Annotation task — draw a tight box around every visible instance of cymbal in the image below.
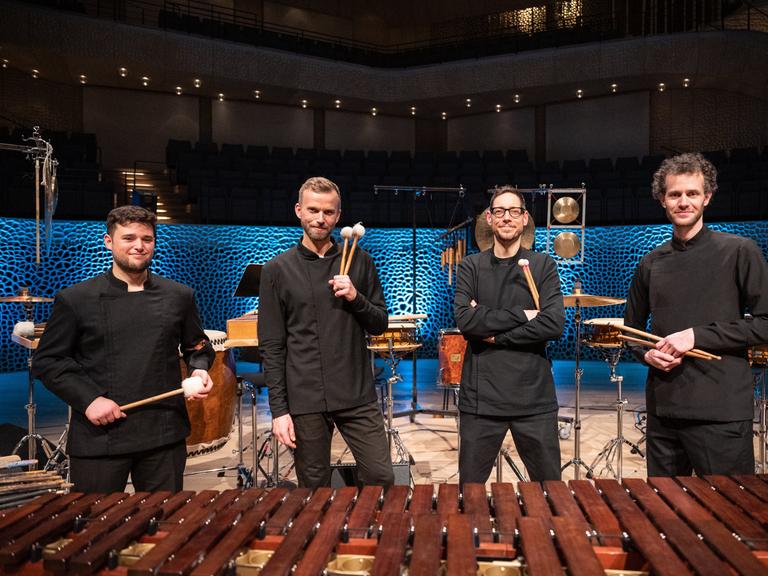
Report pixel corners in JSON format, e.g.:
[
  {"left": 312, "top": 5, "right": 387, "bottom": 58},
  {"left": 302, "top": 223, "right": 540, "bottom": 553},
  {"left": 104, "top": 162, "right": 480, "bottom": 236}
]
[
  {"left": 563, "top": 294, "right": 626, "bottom": 308},
  {"left": 552, "top": 196, "right": 580, "bottom": 224},
  {"left": 0, "top": 294, "right": 53, "bottom": 303},
  {"left": 474, "top": 213, "right": 535, "bottom": 251}
]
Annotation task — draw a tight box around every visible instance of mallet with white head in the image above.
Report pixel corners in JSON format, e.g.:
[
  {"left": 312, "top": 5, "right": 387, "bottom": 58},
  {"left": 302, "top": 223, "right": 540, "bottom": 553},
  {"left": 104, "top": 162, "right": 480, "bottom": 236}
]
[
  {"left": 119, "top": 376, "right": 206, "bottom": 411},
  {"left": 517, "top": 258, "right": 540, "bottom": 310}
]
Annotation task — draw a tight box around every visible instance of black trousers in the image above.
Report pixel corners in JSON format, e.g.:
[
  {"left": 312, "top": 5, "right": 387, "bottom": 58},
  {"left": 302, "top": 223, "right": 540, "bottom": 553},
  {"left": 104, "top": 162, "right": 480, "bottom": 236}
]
[
  {"left": 292, "top": 401, "right": 394, "bottom": 489},
  {"left": 459, "top": 409, "right": 561, "bottom": 484},
  {"left": 646, "top": 413, "right": 754, "bottom": 477},
  {"left": 69, "top": 440, "right": 187, "bottom": 493}
]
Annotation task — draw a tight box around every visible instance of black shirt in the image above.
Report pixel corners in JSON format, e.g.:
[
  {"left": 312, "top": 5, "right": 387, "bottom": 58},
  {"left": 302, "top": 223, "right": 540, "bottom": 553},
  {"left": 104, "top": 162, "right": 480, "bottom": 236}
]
[
  {"left": 454, "top": 248, "right": 565, "bottom": 416},
  {"left": 258, "top": 239, "right": 388, "bottom": 417},
  {"left": 625, "top": 226, "right": 768, "bottom": 421},
  {"left": 32, "top": 270, "right": 214, "bottom": 456}
]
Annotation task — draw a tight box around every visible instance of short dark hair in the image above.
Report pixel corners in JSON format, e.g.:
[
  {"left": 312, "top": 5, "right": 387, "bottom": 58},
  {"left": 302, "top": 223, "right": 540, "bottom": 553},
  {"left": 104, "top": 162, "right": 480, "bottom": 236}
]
[
  {"left": 298, "top": 176, "right": 341, "bottom": 203},
  {"left": 651, "top": 152, "right": 718, "bottom": 200},
  {"left": 489, "top": 185, "right": 526, "bottom": 211},
  {"left": 106, "top": 205, "right": 157, "bottom": 236}
]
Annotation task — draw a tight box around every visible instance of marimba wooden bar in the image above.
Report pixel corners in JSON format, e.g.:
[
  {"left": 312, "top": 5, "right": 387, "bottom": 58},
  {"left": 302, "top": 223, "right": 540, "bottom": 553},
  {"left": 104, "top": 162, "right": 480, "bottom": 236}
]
[{"left": 1, "top": 477, "right": 767, "bottom": 575}]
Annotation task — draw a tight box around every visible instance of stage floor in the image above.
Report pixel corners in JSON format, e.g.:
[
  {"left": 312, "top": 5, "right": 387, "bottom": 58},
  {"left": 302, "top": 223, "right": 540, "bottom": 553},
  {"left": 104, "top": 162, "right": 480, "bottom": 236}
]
[{"left": 1, "top": 359, "right": 764, "bottom": 489}]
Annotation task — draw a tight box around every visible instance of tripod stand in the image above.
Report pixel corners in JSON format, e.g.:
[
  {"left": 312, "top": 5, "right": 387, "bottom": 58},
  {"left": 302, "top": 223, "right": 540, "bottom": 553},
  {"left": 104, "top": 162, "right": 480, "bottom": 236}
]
[
  {"left": 589, "top": 347, "right": 643, "bottom": 480},
  {"left": 380, "top": 338, "right": 417, "bottom": 484},
  {"left": 560, "top": 299, "right": 594, "bottom": 480}
]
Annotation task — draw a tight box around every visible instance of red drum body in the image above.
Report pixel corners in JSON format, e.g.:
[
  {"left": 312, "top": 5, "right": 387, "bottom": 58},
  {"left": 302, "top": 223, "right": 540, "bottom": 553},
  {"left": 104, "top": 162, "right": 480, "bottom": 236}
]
[
  {"left": 183, "top": 330, "right": 237, "bottom": 456},
  {"left": 438, "top": 329, "right": 467, "bottom": 387}
]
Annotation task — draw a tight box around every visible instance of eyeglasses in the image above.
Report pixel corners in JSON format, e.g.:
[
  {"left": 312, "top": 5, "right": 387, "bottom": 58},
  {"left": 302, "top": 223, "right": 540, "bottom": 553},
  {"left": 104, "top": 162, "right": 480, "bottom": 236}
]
[{"left": 489, "top": 206, "right": 525, "bottom": 219}]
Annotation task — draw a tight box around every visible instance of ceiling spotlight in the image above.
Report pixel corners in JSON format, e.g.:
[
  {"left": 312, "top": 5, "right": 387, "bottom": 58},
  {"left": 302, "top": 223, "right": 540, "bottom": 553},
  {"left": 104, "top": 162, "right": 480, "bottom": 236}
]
[
  {"left": 410, "top": 106, "right": 416, "bottom": 116},
  {"left": 658, "top": 82, "right": 666, "bottom": 92},
  {"left": 118, "top": 67, "right": 127, "bottom": 77},
  {"left": 371, "top": 107, "right": 377, "bottom": 116},
  {"left": 31, "top": 69, "right": 39, "bottom": 79},
  {"left": 175, "top": 86, "right": 183, "bottom": 95},
  {"left": 576, "top": 89, "right": 583, "bottom": 99},
  {"left": 334, "top": 99, "right": 341, "bottom": 108},
  {"left": 441, "top": 112, "right": 447, "bottom": 120},
  {"left": 2, "top": 59, "right": 9, "bottom": 69},
  {"left": 301, "top": 99, "right": 308, "bottom": 109},
  {"left": 217, "top": 93, "right": 224, "bottom": 102},
  {"left": 253, "top": 89, "right": 261, "bottom": 99},
  {"left": 683, "top": 78, "right": 691, "bottom": 88},
  {"left": 193, "top": 78, "right": 201, "bottom": 88},
  {"left": 141, "top": 76, "right": 150, "bottom": 86},
  {"left": 513, "top": 94, "right": 520, "bottom": 103},
  {"left": 79, "top": 74, "right": 87, "bottom": 84},
  {"left": 495, "top": 104, "right": 502, "bottom": 112},
  {"left": 465, "top": 98, "right": 472, "bottom": 108},
  {"left": 610, "top": 83, "right": 618, "bottom": 93}
]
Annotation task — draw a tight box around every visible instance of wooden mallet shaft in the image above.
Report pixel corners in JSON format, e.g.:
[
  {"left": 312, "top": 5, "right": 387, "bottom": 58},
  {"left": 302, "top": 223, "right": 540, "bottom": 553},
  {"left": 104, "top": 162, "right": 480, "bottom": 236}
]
[
  {"left": 120, "top": 388, "right": 184, "bottom": 411},
  {"left": 340, "top": 237, "right": 350, "bottom": 275},
  {"left": 343, "top": 235, "right": 359, "bottom": 276},
  {"left": 614, "top": 324, "right": 720, "bottom": 360},
  {"left": 618, "top": 335, "right": 717, "bottom": 361},
  {"left": 518, "top": 261, "right": 540, "bottom": 310}
]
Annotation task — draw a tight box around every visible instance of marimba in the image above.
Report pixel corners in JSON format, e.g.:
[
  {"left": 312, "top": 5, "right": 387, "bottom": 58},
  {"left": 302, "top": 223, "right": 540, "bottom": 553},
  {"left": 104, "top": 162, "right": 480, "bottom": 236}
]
[{"left": 1, "top": 478, "right": 768, "bottom": 575}]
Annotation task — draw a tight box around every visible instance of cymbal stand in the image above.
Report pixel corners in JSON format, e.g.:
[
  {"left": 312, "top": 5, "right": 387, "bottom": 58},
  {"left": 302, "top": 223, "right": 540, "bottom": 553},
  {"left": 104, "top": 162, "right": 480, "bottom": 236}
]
[
  {"left": 12, "top": 301, "right": 54, "bottom": 470},
  {"left": 383, "top": 339, "right": 415, "bottom": 483},
  {"left": 588, "top": 347, "right": 643, "bottom": 480},
  {"left": 560, "top": 300, "right": 593, "bottom": 480}
]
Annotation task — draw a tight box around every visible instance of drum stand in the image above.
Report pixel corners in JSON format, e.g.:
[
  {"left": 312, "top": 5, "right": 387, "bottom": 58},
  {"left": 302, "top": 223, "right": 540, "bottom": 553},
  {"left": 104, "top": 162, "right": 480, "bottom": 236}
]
[
  {"left": 185, "top": 379, "right": 257, "bottom": 487},
  {"left": 588, "top": 348, "right": 643, "bottom": 480},
  {"left": 495, "top": 448, "right": 528, "bottom": 482},
  {"left": 560, "top": 302, "right": 594, "bottom": 480},
  {"left": 383, "top": 340, "right": 415, "bottom": 484}
]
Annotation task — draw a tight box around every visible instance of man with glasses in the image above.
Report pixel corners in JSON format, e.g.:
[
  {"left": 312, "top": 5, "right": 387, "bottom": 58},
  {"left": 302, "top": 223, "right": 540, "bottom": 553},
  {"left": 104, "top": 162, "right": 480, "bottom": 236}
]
[{"left": 454, "top": 186, "right": 565, "bottom": 483}]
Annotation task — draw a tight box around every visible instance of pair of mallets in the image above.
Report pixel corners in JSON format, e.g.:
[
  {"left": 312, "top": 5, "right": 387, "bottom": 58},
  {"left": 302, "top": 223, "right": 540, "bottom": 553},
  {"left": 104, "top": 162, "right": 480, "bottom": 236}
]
[{"left": 339, "top": 222, "right": 365, "bottom": 275}]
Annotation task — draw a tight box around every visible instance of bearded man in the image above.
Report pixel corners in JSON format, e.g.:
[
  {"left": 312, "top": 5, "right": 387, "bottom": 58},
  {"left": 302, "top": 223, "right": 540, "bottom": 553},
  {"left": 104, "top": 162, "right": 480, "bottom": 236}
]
[
  {"left": 258, "top": 177, "right": 394, "bottom": 488},
  {"left": 33, "top": 205, "right": 214, "bottom": 492},
  {"left": 454, "top": 186, "right": 565, "bottom": 484}
]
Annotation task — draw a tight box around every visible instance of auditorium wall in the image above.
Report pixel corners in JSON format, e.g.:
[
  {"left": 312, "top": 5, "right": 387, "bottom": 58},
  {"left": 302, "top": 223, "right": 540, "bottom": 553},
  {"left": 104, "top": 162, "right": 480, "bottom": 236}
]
[
  {"left": 325, "top": 111, "right": 415, "bottom": 151},
  {"left": 546, "top": 92, "right": 650, "bottom": 161},
  {"left": 212, "top": 101, "right": 314, "bottom": 150},
  {"left": 83, "top": 87, "right": 199, "bottom": 168},
  {"left": 446, "top": 108, "right": 536, "bottom": 156}
]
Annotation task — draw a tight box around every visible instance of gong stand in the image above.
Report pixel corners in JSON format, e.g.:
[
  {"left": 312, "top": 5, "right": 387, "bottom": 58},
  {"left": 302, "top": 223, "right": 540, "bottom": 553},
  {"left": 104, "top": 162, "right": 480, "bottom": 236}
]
[{"left": 373, "top": 185, "right": 466, "bottom": 422}]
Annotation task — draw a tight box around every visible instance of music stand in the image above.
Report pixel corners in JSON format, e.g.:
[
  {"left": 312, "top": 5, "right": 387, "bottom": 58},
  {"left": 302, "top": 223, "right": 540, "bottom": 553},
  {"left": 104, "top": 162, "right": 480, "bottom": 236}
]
[{"left": 234, "top": 264, "right": 263, "bottom": 297}]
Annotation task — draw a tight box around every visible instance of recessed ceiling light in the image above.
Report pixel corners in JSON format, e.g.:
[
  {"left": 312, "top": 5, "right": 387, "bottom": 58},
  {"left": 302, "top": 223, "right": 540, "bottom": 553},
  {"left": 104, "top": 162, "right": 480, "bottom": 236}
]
[
  {"left": 218, "top": 93, "right": 224, "bottom": 101},
  {"left": 175, "top": 86, "right": 183, "bottom": 95},
  {"left": 441, "top": 112, "right": 447, "bottom": 120},
  {"left": 513, "top": 94, "right": 520, "bottom": 103},
  {"left": 658, "top": 82, "right": 666, "bottom": 92},
  {"left": 79, "top": 74, "right": 87, "bottom": 84},
  {"left": 410, "top": 106, "right": 416, "bottom": 115},
  {"left": 31, "top": 69, "right": 39, "bottom": 79},
  {"left": 253, "top": 90, "right": 261, "bottom": 99},
  {"left": 2, "top": 59, "right": 9, "bottom": 69},
  {"left": 610, "top": 83, "right": 618, "bottom": 93},
  {"left": 371, "top": 107, "right": 377, "bottom": 116},
  {"left": 334, "top": 99, "right": 341, "bottom": 108},
  {"left": 141, "top": 76, "right": 150, "bottom": 86},
  {"left": 193, "top": 78, "right": 202, "bottom": 88},
  {"left": 495, "top": 104, "right": 502, "bottom": 112},
  {"left": 683, "top": 78, "right": 691, "bottom": 88},
  {"left": 576, "top": 89, "right": 584, "bottom": 99},
  {"left": 118, "top": 67, "right": 127, "bottom": 77},
  {"left": 465, "top": 98, "right": 472, "bottom": 108},
  {"left": 301, "top": 99, "right": 308, "bottom": 109}
]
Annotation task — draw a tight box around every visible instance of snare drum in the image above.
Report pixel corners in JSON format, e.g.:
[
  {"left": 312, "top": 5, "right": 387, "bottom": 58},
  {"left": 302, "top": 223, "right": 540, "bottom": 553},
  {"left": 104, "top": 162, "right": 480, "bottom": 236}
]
[
  {"left": 184, "top": 330, "right": 237, "bottom": 456},
  {"left": 438, "top": 328, "right": 467, "bottom": 387},
  {"left": 582, "top": 318, "right": 624, "bottom": 348},
  {"left": 367, "top": 321, "right": 420, "bottom": 355},
  {"left": 749, "top": 344, "right": 768, "bottom": 366}
]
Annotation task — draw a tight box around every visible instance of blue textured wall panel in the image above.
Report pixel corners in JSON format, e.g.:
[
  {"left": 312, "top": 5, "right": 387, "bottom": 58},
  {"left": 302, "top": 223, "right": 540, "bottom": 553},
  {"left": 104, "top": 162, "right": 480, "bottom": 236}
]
[{"left": 1, "top": 217, "right": 766, "bottom": 372}]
